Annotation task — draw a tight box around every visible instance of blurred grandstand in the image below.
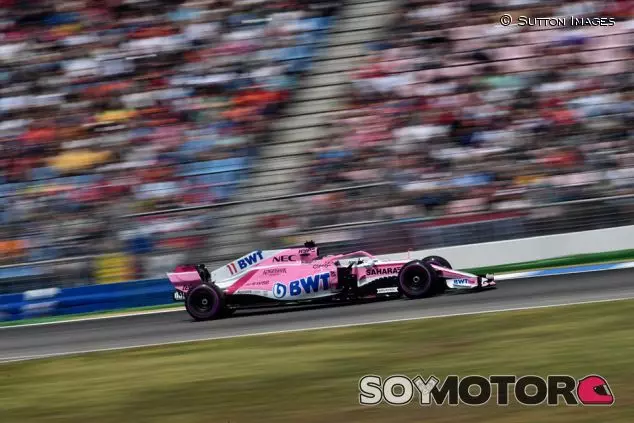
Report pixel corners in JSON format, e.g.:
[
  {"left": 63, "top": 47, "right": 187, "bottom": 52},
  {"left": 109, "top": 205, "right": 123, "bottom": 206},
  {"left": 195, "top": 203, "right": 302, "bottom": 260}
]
[{"left": 0, "top": 0, "right": 632, "bottom": 293}]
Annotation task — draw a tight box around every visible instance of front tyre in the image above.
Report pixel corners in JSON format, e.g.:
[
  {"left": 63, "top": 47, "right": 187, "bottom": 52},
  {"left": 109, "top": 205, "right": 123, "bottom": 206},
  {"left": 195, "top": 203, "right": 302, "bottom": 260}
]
[
  {"left": 421, "top": 255, "right": 451, "bottom": 294},
  {"left": 185, "top": 284, "right": 225, "bottom": 321},
  {"left": 398, "top": 260, "right": 437, "bottom": 299},
  {"left": 422, "top": 255, "right": 452, "bottom": 269}
]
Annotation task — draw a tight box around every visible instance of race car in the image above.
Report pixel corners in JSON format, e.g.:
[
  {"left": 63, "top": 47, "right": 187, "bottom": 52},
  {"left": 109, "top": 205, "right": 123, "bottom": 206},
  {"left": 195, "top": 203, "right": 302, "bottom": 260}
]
[{"left": 167, "top": 241, "right": 496, "bottom": 321}]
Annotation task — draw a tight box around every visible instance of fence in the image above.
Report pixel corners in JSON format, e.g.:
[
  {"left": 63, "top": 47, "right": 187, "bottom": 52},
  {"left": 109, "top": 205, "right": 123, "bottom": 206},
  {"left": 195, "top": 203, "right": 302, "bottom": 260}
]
[
  {"left": 0, "top": 183, "right": 389, "bottom": 293},
  {"left": 1, "top": 184, "right": 634, "bottom": 294},
  {"left": 286, "top": 194, "right": 634, "bottom": 256}
]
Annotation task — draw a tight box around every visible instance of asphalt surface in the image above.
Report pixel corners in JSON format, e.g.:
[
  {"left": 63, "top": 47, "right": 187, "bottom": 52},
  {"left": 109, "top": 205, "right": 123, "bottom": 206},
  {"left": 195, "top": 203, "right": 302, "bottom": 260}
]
[{"left": 1, "top": 269, "right": 634, "bottom": 363}]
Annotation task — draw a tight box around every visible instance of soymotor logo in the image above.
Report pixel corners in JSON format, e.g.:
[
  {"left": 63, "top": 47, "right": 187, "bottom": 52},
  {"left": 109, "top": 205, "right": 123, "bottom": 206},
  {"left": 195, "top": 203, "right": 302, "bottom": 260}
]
[{"left": 359, "top": 374, "right": 614, "bottom": 406}]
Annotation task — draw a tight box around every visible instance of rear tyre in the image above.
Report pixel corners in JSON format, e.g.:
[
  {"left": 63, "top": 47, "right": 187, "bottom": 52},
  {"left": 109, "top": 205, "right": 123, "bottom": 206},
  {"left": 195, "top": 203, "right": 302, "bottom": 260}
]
[
  {"left": 398, "top": 260, "right": 437, "bottom": 299},
  {"left": 185, "top": 284, "right": 225, "bottom": 321}
]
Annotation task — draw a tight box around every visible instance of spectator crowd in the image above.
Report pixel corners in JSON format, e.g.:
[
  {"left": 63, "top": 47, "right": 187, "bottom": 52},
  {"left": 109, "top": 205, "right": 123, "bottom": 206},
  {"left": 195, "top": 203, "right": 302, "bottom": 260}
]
[
  {"left": 302, "top": 0, "right": 633, "bottom": 228},
  {"left": 0, "top": 0, "right": 336, "bottom": 265},
  {"left": 0, "top": 0, "right": 633, "bottom": 280}
]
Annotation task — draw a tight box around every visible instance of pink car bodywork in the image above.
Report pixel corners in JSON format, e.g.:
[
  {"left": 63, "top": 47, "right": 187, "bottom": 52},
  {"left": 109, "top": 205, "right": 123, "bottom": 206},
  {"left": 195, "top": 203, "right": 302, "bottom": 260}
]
[{"left": 166, "top": 245, "right": 494, "bottom": 302}]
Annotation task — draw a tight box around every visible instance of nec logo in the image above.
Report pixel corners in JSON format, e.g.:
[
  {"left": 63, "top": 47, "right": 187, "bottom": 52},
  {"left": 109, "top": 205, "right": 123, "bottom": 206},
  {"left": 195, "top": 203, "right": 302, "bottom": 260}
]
[{"left": 273, "top": 255, "right": 297, "bottom": 262}]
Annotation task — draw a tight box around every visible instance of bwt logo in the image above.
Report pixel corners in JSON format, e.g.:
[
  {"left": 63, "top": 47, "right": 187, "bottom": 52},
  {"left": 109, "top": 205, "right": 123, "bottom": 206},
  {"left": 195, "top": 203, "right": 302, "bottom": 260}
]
[
  {"left": 228, "top": 251, "right": 263, "bottom": 275},
  {"left": 359, "top": 374, "right": 614, "bottom": 406},
  {"left": 273, "top": 273, "right": 331, "bottom": 298}
]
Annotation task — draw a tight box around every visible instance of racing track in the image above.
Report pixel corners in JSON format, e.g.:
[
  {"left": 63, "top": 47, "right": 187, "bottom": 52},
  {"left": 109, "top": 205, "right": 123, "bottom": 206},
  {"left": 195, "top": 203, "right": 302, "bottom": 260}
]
[{"left": 1, "top": 269, "right": 634, "bottom": 363}]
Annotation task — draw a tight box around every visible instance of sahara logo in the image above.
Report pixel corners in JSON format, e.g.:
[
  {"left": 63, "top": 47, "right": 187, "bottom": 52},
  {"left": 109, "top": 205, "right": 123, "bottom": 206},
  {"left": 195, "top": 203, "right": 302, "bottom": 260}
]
[
  {"left": 359, "top": 373, "right": 614, "bottom": 406},
  {"left": 227, "top": 250, "right": 264, "bottom": 275},
  {"left": 367, "top": 267, "right": 399, "bottom": 276},
  {"left": 272, "top": 273, "right": 331, "bottom": 298}
]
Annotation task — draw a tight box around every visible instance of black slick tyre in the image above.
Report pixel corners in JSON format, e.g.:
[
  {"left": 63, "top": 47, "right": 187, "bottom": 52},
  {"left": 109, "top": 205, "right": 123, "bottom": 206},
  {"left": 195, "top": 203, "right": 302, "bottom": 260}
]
[
  {"left": 398, "top": 260, "right": 437, "bottom": 299},
  {"left": 185, "top": 284, "right": 225, "bottom": 321},
  {"left": 421, "top": 255, "right": 451, "bottom": 294}
]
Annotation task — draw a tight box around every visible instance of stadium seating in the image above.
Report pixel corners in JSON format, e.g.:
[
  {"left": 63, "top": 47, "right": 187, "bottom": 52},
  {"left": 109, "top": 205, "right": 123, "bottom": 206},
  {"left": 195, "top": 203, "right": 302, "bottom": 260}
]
[
  {"left": 0, "top": 0, "right": 632, "bottom": 287},
  {"left": 0, "top": 0, "right": 338, "bottom": 270},
  {"left": 291, "top": 1, "right": 633, "bottom": 235}
]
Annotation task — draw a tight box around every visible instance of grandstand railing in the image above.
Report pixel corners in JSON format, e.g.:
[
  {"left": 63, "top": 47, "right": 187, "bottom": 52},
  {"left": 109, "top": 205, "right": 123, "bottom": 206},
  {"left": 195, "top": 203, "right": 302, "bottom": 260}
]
[{"left": 1, "top": 185, "right": 634, "bottom": 294}]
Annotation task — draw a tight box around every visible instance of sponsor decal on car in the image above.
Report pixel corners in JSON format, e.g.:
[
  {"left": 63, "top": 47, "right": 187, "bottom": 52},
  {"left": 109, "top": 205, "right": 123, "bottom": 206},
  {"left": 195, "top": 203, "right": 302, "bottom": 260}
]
[
  {"left": 177, "top": 284, "right": 193, "bottom": 292},
  {"left": 227, "top": 250, "right": 264, "bottom": 275},
  {"left": 451, "top": 278, "right": 475, "bottom": 286},
  {"left": 273, "top": 283, "right": 287, "bottom": 298},
  {"left": 367, "top": 267, "right": 400, "bottom": 276},
  {"left": 272, "top": 272, "right": 331, "bottom": 298},
  {"left": 246, "top": 280, "right": 270, "bottom": 286},
  {"left": 263, "top": 268, "right": 287, "bottom": 275},
  {"left": 237, "top": 290, "right": 268, "bottom": 296},
  {"left": 377, "top": 287, "right": 399, "bottom": 294},
  {"left": 313, "top": 263, "right": 331, "bottom": 269},
  {"left": 273, "top": 255, "right": 297, "bottom": 263},
  {"left": 173, "top": 291, "right": 186, "bottom": 301}
]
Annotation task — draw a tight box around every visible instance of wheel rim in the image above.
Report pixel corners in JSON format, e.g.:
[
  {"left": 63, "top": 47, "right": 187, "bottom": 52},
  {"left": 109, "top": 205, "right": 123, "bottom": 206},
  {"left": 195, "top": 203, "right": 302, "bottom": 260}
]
[
  {"left": 402, "top": 266, "right": 429, "bottom": 293},
  {"left": 192, "top": 292, "right": 213, "bottom": 313}
]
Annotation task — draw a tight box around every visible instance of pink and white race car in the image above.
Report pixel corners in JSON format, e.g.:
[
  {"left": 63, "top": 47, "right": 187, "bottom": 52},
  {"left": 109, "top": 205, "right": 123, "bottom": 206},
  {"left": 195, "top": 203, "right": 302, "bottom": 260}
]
[{"left": 167, "top": 241, "right": 496, "bottom": 321}]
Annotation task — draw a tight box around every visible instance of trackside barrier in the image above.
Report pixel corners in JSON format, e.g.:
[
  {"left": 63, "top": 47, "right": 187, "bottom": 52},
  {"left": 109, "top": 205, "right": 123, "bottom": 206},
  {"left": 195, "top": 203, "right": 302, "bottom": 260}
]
[
  {"left": 0, "top": 278, "right": 174, "bottom": 322},
  {"left": 2, "top": 224, "right": 634, "bottom": 321}
]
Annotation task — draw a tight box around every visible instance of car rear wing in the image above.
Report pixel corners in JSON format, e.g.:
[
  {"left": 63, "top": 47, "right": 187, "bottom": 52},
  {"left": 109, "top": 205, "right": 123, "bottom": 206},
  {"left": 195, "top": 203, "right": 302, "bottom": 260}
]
[{"left": 166, "top": 265, "right": 203, "bottom": 293}]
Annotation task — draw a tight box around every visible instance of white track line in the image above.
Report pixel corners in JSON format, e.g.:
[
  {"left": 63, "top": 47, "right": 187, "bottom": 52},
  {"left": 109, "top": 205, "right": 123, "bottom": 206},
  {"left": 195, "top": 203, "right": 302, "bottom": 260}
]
[
  {"left": 1, "top": 295, "right": 633, "bottom": 364},
  {"left": 0, "top": 308, "right": 183, "bottom": 330}
]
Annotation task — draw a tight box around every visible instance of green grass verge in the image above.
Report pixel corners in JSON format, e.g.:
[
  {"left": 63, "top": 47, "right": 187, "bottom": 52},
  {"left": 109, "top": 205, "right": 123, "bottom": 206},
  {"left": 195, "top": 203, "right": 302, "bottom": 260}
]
[
  {"left": 1, "top": 299, "right": 633, "bottom": 423},
  {"left": 463, "top": 248, "right": 634, "bottom": 274}
]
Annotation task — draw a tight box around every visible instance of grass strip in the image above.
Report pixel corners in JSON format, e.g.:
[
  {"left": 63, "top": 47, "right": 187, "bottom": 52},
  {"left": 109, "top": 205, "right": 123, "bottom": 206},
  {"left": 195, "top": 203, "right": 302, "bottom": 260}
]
[
  {"left": 463, "top": 248, "right": 634, "bottom": 274},
  {"left": 0, "top": 299, "right": 632, "bottom": 423}
]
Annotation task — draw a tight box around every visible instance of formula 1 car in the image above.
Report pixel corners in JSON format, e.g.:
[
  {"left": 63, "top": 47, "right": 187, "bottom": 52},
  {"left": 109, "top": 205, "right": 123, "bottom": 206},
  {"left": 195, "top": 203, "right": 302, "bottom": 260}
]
[{"left": 167, "top": 241, "right": 496, "bottom": 321}]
